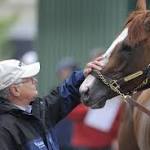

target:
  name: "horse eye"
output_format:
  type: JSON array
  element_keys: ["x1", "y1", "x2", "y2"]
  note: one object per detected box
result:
[{"x1": 121, "y1": 43, "x2": 132, "y2": 52}]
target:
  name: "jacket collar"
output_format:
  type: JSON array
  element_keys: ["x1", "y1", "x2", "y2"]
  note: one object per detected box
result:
[{"x1": 0, "y1": 97, "x2": 30, "y2": 114}]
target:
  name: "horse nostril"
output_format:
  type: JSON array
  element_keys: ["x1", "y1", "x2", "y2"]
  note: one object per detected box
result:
[
  {"x1": 84, "y1": 87, "x2": 89, "y2": 97},
  {"x1": 81, "y1": 87, "x2": 90, "y2": 103}
]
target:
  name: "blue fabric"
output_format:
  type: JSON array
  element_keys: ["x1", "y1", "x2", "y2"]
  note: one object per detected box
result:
[
  {"x1": 58, "y1": 70, "x2": 85, "y2": 115},
  {"x1": 59, "y1": 70, "x2": 84, "y2": 99}
]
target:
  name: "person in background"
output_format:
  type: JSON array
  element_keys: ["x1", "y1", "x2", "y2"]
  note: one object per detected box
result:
[
  {"x1": 0, "y1": 57, "x2": 102, "y2": 150},
  {"x1": 53, "y1": 57, "x2": 80, "y2": 150},
  {"x1": 56, "y1": 57, "x2": 80, "y2": 81}
]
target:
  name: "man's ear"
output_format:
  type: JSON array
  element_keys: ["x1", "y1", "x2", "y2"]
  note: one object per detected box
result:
[{"x1": 9, "y1": 85, "x2": 20, "y2": 97}]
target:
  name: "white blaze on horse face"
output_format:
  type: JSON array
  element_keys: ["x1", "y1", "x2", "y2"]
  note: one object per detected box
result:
[
  {"x1": 79, "y1": 74, "x2": 96, "y2": 94},
  {"x1": 101, "y1": 28, "x2": 128, "y2": 66}
]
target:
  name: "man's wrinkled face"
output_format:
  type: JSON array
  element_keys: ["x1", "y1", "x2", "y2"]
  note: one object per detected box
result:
[{"x1": 13, "y1": 77, "x2": 38, "y2": 102}]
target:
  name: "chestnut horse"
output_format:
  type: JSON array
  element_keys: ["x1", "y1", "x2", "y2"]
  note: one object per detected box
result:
[{"x1": 80, "y1": 0, "x2": 150, "y2": 150}]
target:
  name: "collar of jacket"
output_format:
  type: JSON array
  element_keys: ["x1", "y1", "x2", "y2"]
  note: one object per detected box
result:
[{"x1": 0, "y1": 97, "x2": 32, "y2": 115}]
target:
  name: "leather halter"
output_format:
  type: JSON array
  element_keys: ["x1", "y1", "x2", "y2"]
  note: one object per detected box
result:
[{"x1": 93, "y1": 64, "x2": 150, "y2": 117}]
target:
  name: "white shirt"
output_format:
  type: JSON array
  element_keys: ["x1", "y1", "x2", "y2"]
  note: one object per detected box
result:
[{"x1": 14, "y1": 104, "x2": 32, "y2": 113}]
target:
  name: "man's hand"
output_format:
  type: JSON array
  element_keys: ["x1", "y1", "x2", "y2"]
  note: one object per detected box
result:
[{"x1": 83, "y1": 56, "x2": 104, "y2": 77}]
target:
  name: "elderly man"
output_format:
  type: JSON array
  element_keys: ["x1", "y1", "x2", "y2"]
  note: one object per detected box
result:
[{"x1": 0, "y1": 58, "x2": 102, "y2": 150}]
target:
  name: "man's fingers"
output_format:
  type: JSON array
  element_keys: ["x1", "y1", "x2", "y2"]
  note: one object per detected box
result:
[
  {"x1": 87, "y1": 61, "x2": 104, "y2": 68},
  {"x1": 84, "y1": 57, "x2": 105, "y2": 76},
  {"x1": 94, "y1": 56, "x2": 104, "y2": 61},
  {"x1": 83, "y1": 68, "x2": 92, "y2": 77},
  {"x1": 91, "y1": 63, "x2": 103, "y2": 71},
  {"x1": 94, "y1": 60, "x2": 104, "y2": 67},
  {"x1": 86, "y1": 62, "x2": 103, "y2": 71}
]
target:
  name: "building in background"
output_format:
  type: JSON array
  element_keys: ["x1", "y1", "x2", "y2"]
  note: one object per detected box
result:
[{"x1": 37, "y1": 0, "x2": 130, "y2": 95}]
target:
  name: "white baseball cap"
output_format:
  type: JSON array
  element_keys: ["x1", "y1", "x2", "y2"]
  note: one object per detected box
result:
[{"x1": 0, "y1": 59, "x2": 40, "y2": 90}]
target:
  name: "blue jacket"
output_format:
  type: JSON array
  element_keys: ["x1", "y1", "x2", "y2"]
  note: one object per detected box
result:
[{"x1": 0, "y1": 70, "x2": 84, "y2": 150}]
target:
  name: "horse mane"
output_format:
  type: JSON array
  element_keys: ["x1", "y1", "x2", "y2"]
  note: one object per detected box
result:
[{"x1": 124, "y1": 10, "x2": 150, "y2": 46}]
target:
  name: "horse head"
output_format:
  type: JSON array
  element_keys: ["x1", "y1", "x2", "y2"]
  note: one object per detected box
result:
[{"x1": 80, "y1": 0, "x2": 150, "y2": 108}]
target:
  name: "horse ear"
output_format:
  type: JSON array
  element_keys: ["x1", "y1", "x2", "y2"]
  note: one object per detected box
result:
[
  {"x1": 136, "y1": 0, "x2": 147, "y2": 11},
  {"x1": 144, "y1": 13, "x2": 150, "y2": 32}
]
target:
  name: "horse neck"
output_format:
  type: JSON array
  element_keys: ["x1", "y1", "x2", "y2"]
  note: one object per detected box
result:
[
  {"x1": 119, "y1": 102, "x2": 140, "y2": 150},
  {"x1": 133, "y1": 89, "x2": 150, "y2": 150}
]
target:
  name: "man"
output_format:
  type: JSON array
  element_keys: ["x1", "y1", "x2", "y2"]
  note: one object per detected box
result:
[{"x1": 0, "y1": 58, "x2": 102, "y2": 150}]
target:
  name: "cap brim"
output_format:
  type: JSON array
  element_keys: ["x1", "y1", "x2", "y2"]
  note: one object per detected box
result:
[{"x1": 20, "y1": 62, "x2": 40, "y2": 78}]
